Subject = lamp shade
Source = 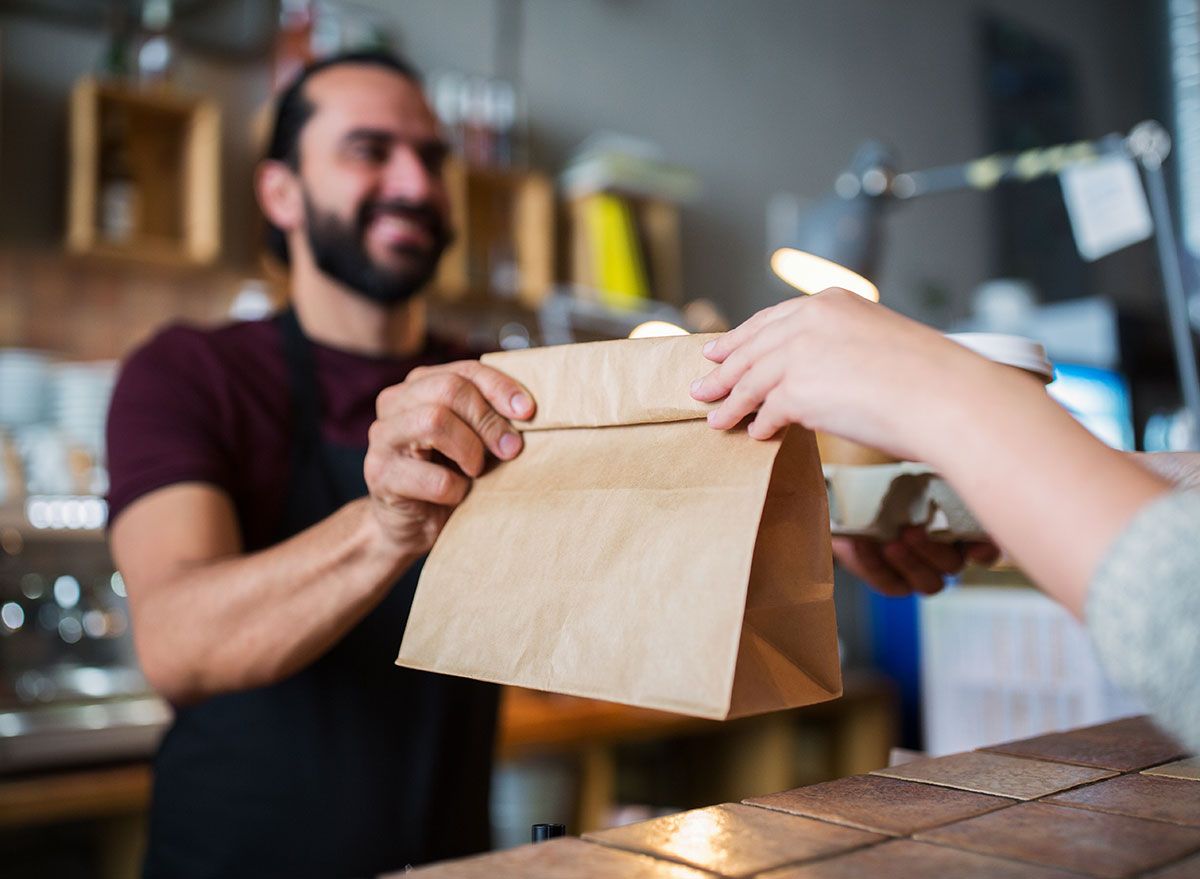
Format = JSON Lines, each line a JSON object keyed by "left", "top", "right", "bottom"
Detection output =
{"left": 772, "top": 142, "right": 893, "bottom": 302}
{"left": 771, "top": 247, "right": 880, "bottom": 302}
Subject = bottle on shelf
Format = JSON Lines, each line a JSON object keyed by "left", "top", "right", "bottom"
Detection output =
{"left": 428, "top": 72, "right": 528, "bottom": 169}
{"left": 273, "top": 0, "right": 315, "bottom": 92}
{"left": 134, "top": 0, "right": 176, "bottom": 86}
{"left": 98, "top": 110, "right": 141, "bottom": 244}
{"left": 97, "top": 2, "right": 133, "bottom": 79}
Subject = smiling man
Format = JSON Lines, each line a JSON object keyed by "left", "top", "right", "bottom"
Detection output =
{"left": 106, "top": 52, "right": 534, "bottom": 879}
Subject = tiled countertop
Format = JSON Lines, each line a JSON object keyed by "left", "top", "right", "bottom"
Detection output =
{"left": 405, "top": 715, "right": 1200, "bottom": 878}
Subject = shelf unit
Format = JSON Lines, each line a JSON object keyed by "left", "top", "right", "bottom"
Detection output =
{"left": 0, "top": 502, "right": 106, "bottom": 546}
{"left": 564, "top": 192, "right": 684, "bottom": 306}
{"left": 433, "top": 158, "right": 555, "bottom": 309}
{"left": 66, "top": 78, "right": 221, "bottom": 268}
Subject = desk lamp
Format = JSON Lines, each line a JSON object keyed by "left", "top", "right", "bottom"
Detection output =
{"left": 772, "top": 121, "right": 1200, "bottom": 447}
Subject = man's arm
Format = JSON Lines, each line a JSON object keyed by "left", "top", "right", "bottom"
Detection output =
{"left": 111, "top": 485, "right": 410, "bottom": 705}
{"left": 112, "top": 361, "right": 534, "bottom": 706}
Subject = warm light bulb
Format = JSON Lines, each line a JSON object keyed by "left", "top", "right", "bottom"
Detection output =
{"left": 770, "top": 248, "right": 880, "bottom": 302}
{"left": 629, "top": 320, "right": 689, "bottom": 339}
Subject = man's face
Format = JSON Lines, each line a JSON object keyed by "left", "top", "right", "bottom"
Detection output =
{"left": 294, "top": 65, "right": 452, "bottom": 305}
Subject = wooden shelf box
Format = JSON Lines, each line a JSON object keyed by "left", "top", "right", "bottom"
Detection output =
{"left": 565, "top": 192, "right": 683, "bottom": 306}
{"left": 67, "top": 77, "right": 221, "bottom": 267}
{"left": 434, "top": 158, "right": 554, "bottom": 309}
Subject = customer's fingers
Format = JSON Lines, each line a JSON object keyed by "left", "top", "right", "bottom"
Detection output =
{"left": 692, "top": 313, "right": 796, "bottom": 402}
{"left": 747, "top": 388, "right": 792, "bottom": 440}
{"left": 691, "top": 341, "right": 760, "bottom": 403}
{"left": 706, "top": 349, "right": 792, "bottom": 430}
{"left": 702, "top": 298, "right": 806, "bottom": 363}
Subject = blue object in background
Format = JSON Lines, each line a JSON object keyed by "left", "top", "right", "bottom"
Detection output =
{"left": 1047, "top": 363, "right": 1135, "bottom": 451}
{"left": 867, "top": 587, "right": 923, "bottom": 749}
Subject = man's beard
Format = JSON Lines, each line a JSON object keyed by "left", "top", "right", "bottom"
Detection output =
{"left": 302, "top": 190, "right": 451, "bottom": 306}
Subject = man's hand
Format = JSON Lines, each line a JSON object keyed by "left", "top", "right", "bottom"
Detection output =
{"left": 833, "top": 528, "right": 999, "bottom": 597}
{"left": 364, "top": 360, "right": 535, "bottom": 556}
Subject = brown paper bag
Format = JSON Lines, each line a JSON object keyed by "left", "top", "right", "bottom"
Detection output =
{"left": 395, "top": 333, "right": 841, "bottom": 720}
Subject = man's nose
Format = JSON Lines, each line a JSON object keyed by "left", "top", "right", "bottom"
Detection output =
{"left": 381, "top": 145, "right": 436, "bottom": 202}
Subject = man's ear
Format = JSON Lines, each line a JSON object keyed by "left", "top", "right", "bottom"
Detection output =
{"left": 255, "top": 160, "right": 303, "bottom": 233}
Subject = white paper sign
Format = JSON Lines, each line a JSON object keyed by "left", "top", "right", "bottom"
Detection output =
{"left": 1060, "top": 155, "right": 1154, "bottom": 261}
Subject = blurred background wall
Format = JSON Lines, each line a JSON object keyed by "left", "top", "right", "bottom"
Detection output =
{"left": 0, "top": 0, "right": 1159, "bottom": 325}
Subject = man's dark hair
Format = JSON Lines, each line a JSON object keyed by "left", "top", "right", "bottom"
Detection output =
{"left": 263, "top": 50, "right": 424, "bottom": 265}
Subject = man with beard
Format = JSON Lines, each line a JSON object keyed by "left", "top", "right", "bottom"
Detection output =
{"left": 105, "top": 52, "right": 533, "bottom": 878}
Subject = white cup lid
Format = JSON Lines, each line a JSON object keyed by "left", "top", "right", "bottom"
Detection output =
{"left": 945, "top": 332, "right": 1054, "bottom": 383}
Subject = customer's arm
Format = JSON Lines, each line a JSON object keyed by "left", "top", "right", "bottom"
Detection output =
{"left": 1085, "top": 490, "right": 1200, "bottom": 749}
{"left": 691, "top": 290, "right": 1169, "bottom": 617}
{"left": 690, "top": 290, "right": 1200, "bottom": 746}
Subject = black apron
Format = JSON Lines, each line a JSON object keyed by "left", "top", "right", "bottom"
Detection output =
{"left": 143, "top": 310, "right": 499, "bottom": 879}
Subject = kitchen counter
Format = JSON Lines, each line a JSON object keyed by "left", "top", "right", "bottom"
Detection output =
{"left": 0, "top": 672, "right": 896, "bottom": 837}
{"left": 0, "top": 694, "right": 170, "bottom": 774}
{"left": 0, "top": 762, "right": 150, "bottom": 829}
{"left": 403, "top": 715, "right": 1200, "bottom": 878}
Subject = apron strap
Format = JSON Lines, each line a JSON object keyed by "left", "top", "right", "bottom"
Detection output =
{"left": 275, "top": 307, "right": 346, "bottom": 507}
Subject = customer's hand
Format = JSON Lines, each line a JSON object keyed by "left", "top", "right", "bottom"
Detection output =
{"left": 691, "top": 289, "right": 1005, "bottom": 595}
{"left": 833, "top": 530, "right": 999, "bottom": 596}
{"left": 364, "top": 361, "right": 535, "bottom": 555}
{"left": 690, "top": 289, "right": 1000, "bottom": 462}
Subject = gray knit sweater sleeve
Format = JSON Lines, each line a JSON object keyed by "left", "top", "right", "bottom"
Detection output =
{"left": 1086, "top": 490, "right": 1200, "bottom": 751}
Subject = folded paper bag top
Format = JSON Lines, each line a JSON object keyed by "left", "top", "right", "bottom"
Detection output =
{"left": 396, "top": 333, "right": 841, "bottom": 720}
{"left": 488, "top": 331, "right": 720, "bottom": 431}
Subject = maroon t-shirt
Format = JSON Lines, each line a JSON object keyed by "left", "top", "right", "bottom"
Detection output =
{"left": 106, "top": 316, "right": 461, "bottom": 552}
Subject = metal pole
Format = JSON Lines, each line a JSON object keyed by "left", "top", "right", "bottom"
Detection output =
{"left": 1129, "top": 122, "right": 1200, "bottom": 448}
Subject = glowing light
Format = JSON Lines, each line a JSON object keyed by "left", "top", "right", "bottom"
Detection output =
{"left": 53, "top": 575, "right": 81, "bottom": 609}
{"left": 1, "top": 602, "right": 24, "bottom": 631}
{"left": 83, "top": 610, "right": 107, "bottom": 639}
{"left": 629, "top": 321, "right": 689, "bottom": 339}
{"left": 20, "top": 574, "right": 44, "bottom": 600}
{"left": 58, "top": 615, "right": 83, "bottom": 644}
{"left": 770, "top": 248, "right": 880, "bottom": 302}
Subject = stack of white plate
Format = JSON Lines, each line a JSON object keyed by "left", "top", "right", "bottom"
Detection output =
{"left": 0, "top": 350, "right": 52, "bottom": 428}
{"left": 52, "top": 361, "right": 118, "bottom": 455}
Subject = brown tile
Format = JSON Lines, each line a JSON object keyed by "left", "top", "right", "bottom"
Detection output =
{"left": 1046, "top": 773, "right": 1200, "bottom": 826}
{"left": 404, "top": 837, "right": 716, "bottom": 877}
{"left": 983, "top": 715, "right": 1187, "bottom": 771}
{"left": 873, "top": 749, "right": 1114, "bottom": 800}
{"left": 756, "top": 839, "right": 1089, "bottom": 879}
{"left": 1144, "top": 851, "right": 1200, "bottom": 878}
{"left": 745, "top": 773, "right": 1015, "bottom": 836}
{"left": 582, "top": 803, "right": 882, "bottom": 878}
{"left": 915, "top": 801, "right": 1200, "bottom": 879}
{"left": 1145, "top": 758, "right": 1200, "bottom": 782}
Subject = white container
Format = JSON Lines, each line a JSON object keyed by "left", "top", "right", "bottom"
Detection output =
{"left": 0, "top": 350, "right": 52, "bottom": 427}
{"left": 52, "top": 361, "right": 118, "bottom": 454}
{"left": 920, "top": 585, "right": 1143, "bottom": 755}
{"left": 945, "top": 332, "right": 1054, "bottom": 384}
